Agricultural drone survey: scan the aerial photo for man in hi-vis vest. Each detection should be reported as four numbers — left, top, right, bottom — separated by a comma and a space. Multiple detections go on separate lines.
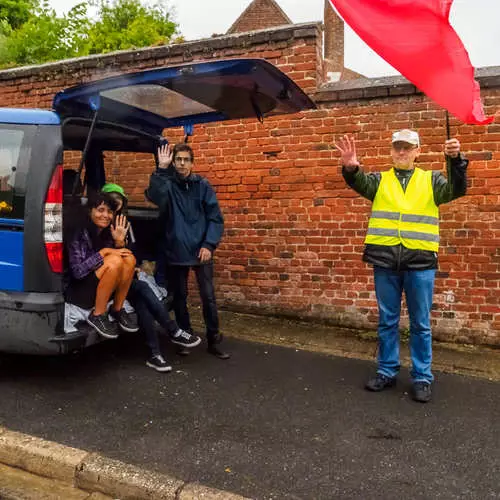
336, 130, 467, 403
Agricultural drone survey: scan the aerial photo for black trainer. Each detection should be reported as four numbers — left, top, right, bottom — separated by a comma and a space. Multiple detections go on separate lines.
109, 308, 139, 333
207, 334, 230, 360
207, 344, 231, 360
365, 373, 397, 392
411, 382, 432, 403
87, 312, 119, 339
146, 354, 172, 372
170, 329, 201, 348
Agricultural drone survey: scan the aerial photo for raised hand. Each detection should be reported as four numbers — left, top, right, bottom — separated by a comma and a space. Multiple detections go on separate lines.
335, 135, 360, 169
110, 214, 130, 244
444, 138, 460, 158
157, 144, 173, 169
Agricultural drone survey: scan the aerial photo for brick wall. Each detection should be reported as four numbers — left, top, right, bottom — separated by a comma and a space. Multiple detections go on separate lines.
0, 23, 498, 346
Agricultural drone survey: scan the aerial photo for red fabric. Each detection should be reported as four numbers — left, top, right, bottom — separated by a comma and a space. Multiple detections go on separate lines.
329, 0, 493, 125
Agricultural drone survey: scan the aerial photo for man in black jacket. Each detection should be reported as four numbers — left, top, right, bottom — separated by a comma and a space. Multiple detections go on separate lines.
337, 130, 467, 402
146, 143, 229, 359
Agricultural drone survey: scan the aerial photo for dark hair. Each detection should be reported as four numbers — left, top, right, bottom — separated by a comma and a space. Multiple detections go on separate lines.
173, 143, 194, 162
85, 193, 118, 249
105, 191, 128, 215
87, 192, 119, 212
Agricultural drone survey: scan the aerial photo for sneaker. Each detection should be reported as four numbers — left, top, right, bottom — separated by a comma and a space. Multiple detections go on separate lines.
411, 382, 432, 403
87, 312, 119, 339
365, 373, 397, 392
109, 309, 139, 333
207, 344, 231, 360
146, 354, 172, 373
170, 329, 201, 348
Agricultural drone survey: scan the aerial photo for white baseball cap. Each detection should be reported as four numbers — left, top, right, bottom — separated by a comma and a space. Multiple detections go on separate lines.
392, 129, 420, 146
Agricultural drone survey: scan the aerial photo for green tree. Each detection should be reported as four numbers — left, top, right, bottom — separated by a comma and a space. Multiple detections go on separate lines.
87, 0, 178, 54
0, 0, 38, 30
0, 0, 179, 68
0, 1, 89, 66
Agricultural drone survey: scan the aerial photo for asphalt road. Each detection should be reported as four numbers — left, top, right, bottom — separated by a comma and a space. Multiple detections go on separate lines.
0, 335, 498, 499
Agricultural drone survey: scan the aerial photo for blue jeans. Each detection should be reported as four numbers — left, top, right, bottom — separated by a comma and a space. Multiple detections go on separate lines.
166, 263, 219, 341
128, 279, 179, 356
373, 266, 436, 383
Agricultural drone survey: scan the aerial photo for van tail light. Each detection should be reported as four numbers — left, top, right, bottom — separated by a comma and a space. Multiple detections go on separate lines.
44, 164, 63, 273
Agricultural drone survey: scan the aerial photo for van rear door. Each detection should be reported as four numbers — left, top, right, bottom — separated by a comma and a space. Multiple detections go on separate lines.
54, 58, 316, 148
0, 122, 35, 291
0, 109, 63, 294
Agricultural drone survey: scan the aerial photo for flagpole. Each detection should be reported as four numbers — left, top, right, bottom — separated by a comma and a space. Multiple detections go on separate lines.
445, 111, 451, 140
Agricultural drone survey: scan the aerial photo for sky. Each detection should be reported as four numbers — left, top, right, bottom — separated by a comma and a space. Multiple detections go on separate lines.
47, 0, 500, 77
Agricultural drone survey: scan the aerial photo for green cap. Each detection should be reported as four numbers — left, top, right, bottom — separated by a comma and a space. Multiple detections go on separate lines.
101, 183, 127, 198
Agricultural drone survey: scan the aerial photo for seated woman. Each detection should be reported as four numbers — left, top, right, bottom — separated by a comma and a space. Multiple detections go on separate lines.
100, 183, 201, 372
65, 192, 139, 339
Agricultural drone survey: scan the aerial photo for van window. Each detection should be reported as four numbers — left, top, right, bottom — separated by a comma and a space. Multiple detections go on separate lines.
0, 125, 33, 220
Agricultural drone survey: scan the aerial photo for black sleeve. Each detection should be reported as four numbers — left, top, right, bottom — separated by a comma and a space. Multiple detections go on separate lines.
432, 155, 468, 206
342, 165, 381, 202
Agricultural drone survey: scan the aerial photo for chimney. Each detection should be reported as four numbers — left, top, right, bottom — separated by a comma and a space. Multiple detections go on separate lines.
323, 0, 344, 82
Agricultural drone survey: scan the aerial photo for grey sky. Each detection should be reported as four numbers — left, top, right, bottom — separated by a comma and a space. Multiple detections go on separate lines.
47, 0, 499, 77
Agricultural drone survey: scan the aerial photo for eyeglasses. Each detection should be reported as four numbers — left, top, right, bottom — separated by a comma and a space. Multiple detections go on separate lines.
174, 156, 193, 164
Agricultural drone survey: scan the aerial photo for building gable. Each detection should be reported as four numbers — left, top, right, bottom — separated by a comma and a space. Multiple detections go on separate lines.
227, 0, 292, 34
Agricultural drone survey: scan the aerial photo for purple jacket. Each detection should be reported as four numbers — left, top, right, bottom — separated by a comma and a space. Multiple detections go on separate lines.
67, 227, 114, 280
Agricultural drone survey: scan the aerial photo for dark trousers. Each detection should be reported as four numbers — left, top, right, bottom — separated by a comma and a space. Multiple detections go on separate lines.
166, 263, 219, 341
128, 279, 179, 356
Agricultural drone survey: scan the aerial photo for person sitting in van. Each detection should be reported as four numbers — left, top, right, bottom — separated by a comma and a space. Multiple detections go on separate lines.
65, 192, 139, 340
100, 183, 202, 372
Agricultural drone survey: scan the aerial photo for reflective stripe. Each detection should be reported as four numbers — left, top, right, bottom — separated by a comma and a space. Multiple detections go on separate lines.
367, 228, 399, 237
370, 210, 400, 220
400, 231, 440, 243
401, 214, 439, 225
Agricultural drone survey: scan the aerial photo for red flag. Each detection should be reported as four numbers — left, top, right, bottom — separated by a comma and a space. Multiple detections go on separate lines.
329, 0, 494, 125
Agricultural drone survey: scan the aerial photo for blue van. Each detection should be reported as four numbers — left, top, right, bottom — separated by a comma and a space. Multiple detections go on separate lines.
0, 58, 315, 355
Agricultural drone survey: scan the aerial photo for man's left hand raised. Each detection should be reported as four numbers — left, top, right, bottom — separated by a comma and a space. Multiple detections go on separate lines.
444, 138, 460, 158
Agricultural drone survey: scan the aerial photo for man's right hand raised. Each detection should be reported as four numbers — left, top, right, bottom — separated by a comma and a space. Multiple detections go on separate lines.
157, 144, 173, 169
335, 135, 361, 171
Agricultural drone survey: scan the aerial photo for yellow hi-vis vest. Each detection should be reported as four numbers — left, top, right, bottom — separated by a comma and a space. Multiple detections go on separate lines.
364, 167, 440, 252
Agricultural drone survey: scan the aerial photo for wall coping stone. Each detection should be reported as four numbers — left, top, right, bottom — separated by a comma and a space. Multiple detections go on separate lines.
0, 22, 322, 82
315, 65, 500, 102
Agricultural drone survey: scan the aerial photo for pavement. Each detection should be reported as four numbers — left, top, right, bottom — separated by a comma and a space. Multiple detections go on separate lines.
0, 309, 498, 499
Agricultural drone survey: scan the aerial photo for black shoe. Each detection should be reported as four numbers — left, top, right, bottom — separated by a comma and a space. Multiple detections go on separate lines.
365, 373, 397, 392
109, 309, 139, 333
146, 354, 172, 373
170, 329, 202, 348
87, 312, 119, 339
207, 344, 231, 360
411, 382, 432, 403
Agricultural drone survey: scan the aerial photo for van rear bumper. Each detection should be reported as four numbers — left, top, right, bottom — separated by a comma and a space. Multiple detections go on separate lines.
0, 291, 69, 355
0, 291, 64, 311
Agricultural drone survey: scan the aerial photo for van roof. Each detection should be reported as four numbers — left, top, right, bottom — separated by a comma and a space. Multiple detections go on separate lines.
0, 108, 60, 125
